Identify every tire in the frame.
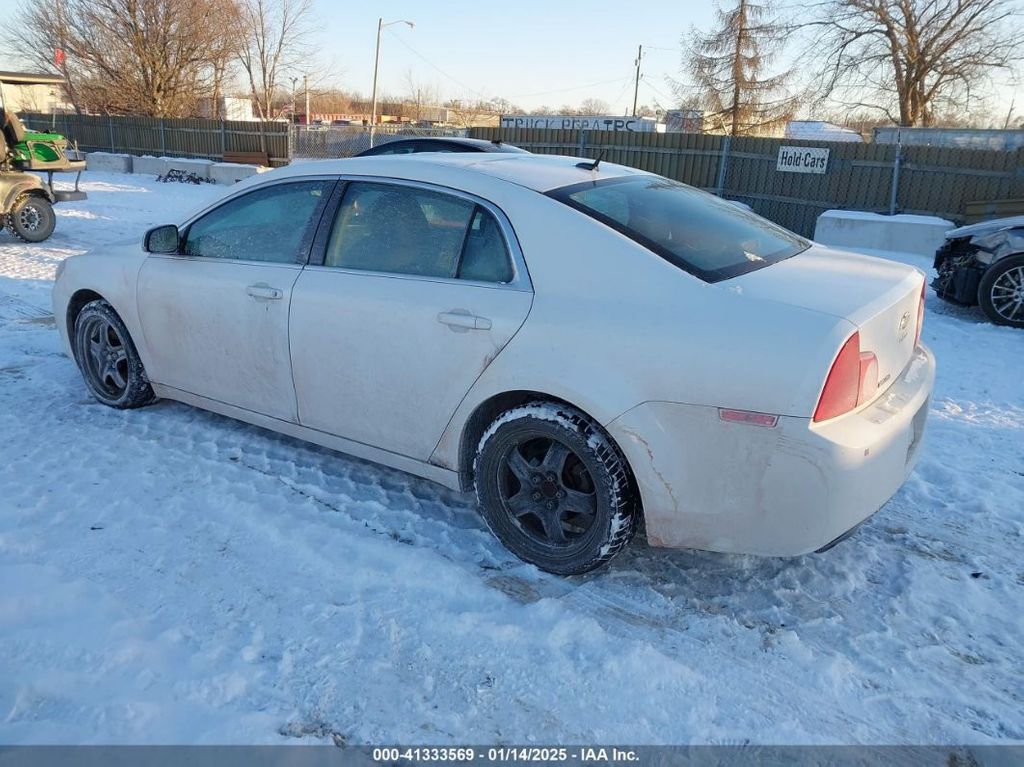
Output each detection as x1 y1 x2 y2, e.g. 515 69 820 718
978 254 1024 328
5 194 56 243
73 300 155 409
474 402 637 575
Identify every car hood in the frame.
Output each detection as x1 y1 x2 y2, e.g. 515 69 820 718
946 216 1024 240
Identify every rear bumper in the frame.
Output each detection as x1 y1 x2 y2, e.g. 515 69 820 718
606 344 936 556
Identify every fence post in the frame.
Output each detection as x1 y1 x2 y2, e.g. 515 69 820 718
159 119 167 156
889 142 903 215
221 120 227 158
715 135 732 197
108 116 115 153
578 128 587 157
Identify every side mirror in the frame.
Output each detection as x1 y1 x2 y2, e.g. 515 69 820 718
144 224 180 254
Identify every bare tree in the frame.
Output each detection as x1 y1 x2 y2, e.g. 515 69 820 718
578 98 611 115
445 99 497 127
404 71 440 122
3 0 239 116
676 0 796 136
235 0 314 120
803 0 1021 126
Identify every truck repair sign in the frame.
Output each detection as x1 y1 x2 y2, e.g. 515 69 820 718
500 115 658 132
776 146 830 173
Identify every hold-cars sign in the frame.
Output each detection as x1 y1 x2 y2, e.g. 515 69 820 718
776 146 830 174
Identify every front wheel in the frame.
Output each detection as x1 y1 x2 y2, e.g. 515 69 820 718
978 254 1024 328
5 194 56 243
73 300 155 408
474 402 637 575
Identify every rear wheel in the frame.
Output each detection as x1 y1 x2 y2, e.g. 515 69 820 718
474 402 637 575
5 194 56 243
73 300 155 408
978 254 1024 328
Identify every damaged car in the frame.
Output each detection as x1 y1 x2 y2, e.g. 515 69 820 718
933 216 1024 328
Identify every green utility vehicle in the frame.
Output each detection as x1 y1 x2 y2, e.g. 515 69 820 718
0 82 86 242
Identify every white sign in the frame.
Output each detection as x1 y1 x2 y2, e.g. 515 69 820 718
776 146 830 174
500 115 658 132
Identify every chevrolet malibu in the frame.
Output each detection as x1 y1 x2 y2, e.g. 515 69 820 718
53 154 935 575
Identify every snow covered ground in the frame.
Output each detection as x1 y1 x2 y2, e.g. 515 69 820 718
1 172 1022 745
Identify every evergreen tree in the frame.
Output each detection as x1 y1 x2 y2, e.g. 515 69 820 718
679 0 796 136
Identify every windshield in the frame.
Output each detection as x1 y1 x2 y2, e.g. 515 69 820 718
548 176 809 282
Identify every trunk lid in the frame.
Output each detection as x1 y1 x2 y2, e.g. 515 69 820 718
728 245 924 406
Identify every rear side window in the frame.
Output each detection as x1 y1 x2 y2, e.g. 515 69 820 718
548 176 809 282
324 182 514 282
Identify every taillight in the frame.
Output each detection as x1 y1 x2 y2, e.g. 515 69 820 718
858 351 878 403
814 332 861 422
915 281 926 347
814 332 885 422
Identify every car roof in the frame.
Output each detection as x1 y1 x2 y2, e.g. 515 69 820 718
273 153 650 193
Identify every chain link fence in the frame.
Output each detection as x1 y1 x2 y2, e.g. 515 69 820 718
290 124 468 160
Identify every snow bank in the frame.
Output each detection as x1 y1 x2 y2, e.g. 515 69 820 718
814 210 953 259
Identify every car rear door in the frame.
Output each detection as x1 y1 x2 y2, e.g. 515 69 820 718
136 179 335 421
289 178 532 460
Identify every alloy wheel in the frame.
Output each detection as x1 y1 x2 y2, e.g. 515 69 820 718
498 436 598 548
990 265 1024 323
81 315 130 398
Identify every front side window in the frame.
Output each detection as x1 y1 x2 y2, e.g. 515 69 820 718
324 182 513 282
548 176 809 282
184 181 332 263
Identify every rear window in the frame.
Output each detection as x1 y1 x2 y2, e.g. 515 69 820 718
548 176 809 282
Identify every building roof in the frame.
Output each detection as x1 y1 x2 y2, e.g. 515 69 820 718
0 71 66 85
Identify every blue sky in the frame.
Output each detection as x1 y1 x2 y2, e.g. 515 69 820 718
298 0 716 110
0 0 715 111
0 0 1017 116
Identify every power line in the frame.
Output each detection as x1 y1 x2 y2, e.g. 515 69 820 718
383 27 489 100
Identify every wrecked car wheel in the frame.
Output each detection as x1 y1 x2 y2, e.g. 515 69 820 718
978 254 1024 329
474 402 637 575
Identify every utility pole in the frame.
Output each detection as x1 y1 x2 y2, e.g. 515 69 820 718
370 17 414 148
304 74 310 126
370 17 383 147
632 44 642 117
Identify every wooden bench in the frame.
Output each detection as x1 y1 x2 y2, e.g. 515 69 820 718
222 150 269 167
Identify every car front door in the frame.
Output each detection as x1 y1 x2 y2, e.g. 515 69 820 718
137 179 335 421
289 179 533 460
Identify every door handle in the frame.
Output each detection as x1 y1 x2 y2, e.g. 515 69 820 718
246 283 283 301
437 310 492 331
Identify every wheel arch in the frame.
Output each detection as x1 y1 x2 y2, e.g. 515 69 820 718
1 178 55 211
65 289 108 357
456 390 641 508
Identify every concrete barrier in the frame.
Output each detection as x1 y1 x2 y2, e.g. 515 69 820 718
814 210 953 258
133 156 169 176
164 157 214 179
84 152 133 173
210 162 266 185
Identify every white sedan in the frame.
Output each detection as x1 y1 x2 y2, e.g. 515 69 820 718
53 154 935 574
